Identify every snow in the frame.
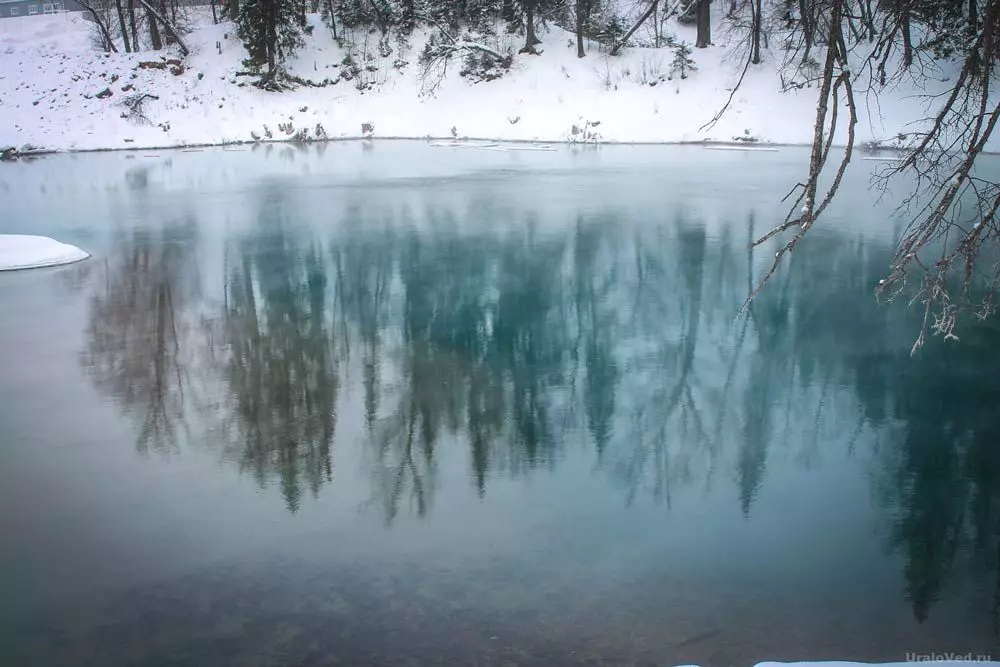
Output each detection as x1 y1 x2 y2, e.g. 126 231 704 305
0 234 89 271
0 10 987 153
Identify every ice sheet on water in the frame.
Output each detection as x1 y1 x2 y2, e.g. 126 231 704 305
0 234 89 271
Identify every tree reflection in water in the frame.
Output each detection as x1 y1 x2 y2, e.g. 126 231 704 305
219 189 339 513
79 195 1000 624
81 221 200 456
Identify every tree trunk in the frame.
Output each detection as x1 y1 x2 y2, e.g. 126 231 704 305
115 0 132 52
654 0 659 47
156 0 175 45
502 0 515 22
576 0 586 57
136 0 189 55
610 0 659 55
751 0 762 63
211 0 217 24
695 0 711 47
128 0 139 50
147 3 162 50
862 0 875 41
520 0 540 53
266 0 277 76
326 0 337 37
82 2 119 52
227 0 238 21
901 8 913 68
799 0 812 63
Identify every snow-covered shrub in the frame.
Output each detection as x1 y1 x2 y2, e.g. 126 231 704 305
597 59 624 90
419 29 514 94
119 92 159 125
340 52 362 80
460 48 513 83
568 119 602 143
636 55 667 86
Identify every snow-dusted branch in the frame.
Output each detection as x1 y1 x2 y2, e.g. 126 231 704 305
610 0 686 55
75 0 119 53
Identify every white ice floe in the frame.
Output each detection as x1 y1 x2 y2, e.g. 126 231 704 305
0 234 89 271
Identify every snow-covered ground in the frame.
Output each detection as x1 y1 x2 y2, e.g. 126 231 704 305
0 10 971 153
0 234 89 270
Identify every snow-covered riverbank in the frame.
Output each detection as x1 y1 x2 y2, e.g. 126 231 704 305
0 10 964 154
0 9 964 151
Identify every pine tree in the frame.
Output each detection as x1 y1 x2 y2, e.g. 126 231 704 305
238 0 305 88
669 41 696 79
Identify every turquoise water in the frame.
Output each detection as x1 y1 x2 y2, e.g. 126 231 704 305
0 143 997 666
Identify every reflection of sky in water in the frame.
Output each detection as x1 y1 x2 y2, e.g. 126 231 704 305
0 144 998 666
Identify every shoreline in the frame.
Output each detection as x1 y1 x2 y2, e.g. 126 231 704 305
1 135 924 161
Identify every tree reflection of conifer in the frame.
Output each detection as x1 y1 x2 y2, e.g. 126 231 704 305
221 225 338 514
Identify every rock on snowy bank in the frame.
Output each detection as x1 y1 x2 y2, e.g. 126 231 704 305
0 235 89 271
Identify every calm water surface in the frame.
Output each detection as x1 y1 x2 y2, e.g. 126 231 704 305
1 143 998 666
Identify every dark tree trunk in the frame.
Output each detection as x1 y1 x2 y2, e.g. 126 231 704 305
158 0 176 44
266 0 277 76
147 4 163 50
654 0 660 47
695 0 711 47
520 0 540 53
751 0 762 63
799 0 812 63
502 0 515 21
901 8 913 68
115 0 132 51
211 0 217 23
326 0 337 37
576 0 586 57
862 0 875 41
81 2 118 52
128 0 139 49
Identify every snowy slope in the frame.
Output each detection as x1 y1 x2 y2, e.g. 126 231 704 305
0 10 969 152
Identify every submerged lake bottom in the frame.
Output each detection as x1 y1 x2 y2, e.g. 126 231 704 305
1 142 998 666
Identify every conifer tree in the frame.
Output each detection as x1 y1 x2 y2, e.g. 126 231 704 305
237 0 305 88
